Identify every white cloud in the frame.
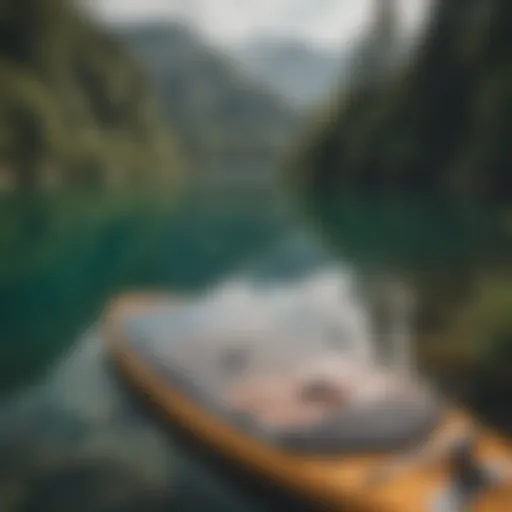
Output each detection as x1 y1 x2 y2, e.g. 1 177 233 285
87 0 430 49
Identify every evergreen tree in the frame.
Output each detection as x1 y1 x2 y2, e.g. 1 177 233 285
292 0 512 204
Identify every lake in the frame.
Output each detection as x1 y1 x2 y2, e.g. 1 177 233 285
0 185 510 511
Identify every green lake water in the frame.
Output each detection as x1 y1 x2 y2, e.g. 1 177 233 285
0 186 510 511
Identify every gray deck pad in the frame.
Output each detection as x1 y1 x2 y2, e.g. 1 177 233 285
121 283 441 455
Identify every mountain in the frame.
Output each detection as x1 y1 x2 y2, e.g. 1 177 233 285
234 37 350 109
0 0 180 193
116 22 299 160
291 0 512 205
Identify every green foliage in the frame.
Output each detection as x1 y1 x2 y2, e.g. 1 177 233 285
0 0 181 193
287 0 512 407
464 277 512 363
292 0 512 205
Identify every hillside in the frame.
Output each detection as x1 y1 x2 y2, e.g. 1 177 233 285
292 0 512 205
235 37 349 109
116 22 299 159
0 0 180 193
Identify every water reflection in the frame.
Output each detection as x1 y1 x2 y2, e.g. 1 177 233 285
0 191 292 394
0 191 298 512
0 191 510 511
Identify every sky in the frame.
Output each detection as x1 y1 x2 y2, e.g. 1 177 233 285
86 0 431 50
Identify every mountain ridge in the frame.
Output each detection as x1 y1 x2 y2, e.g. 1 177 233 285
115 21 300 160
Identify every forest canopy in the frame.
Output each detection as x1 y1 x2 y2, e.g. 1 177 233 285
0 0 180 193
292 0 512 206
